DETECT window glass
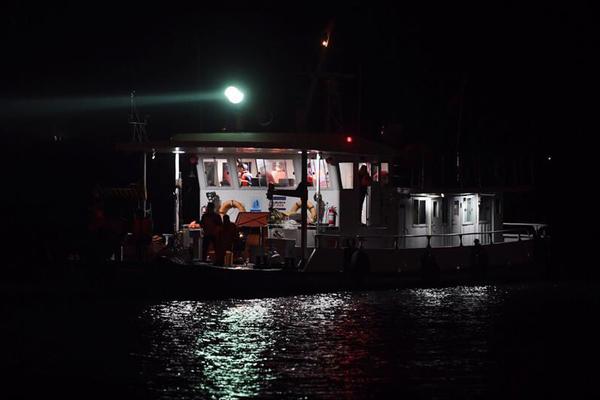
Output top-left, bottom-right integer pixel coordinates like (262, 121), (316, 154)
(203, 158), (232, 187)
(433, 201), (438, 218)
(339, 163), (353, 189)
(381, 163), (389, 185)
(256, 159), (295, 187)
(453, 200), (460, 216)
(412, 199), (426, 225)
(236, 158), (258, 187)
(419, 200), (426, 224)
(307, 159), (331, 188)
(371, 163), (388, 183)
(464, 197), (474, 223)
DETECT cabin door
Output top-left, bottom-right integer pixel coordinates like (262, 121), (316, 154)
(450, 198), (461, 247)
(411, 198), (429, 248)
(461, 196), (476, 246)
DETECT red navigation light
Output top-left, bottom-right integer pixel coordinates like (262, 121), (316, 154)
(346, 136), (353, 143)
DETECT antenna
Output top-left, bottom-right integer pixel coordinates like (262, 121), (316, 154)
(129, 90), (148, 142)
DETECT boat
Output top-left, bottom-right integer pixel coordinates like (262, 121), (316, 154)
(100, 131), (551, 298)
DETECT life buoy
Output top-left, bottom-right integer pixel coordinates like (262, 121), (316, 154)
(219, 200), (247, 215)
(285, 200), (318, 221)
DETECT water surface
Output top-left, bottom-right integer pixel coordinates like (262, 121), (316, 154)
(4, 281), (599, 398)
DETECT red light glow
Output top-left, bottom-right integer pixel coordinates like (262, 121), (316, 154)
(346, 136), (353, 143)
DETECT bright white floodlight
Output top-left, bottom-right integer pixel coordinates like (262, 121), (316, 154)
(224, 86), (244, 104)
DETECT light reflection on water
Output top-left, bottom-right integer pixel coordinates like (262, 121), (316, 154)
(136, 286), (506, 399)
(9, 281), (600, 398)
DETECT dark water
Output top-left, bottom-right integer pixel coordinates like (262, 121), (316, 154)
(4, 280), (600, 399)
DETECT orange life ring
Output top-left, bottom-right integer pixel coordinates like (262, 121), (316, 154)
(285, 200), (318, 221)
(219, 199), (247, 215)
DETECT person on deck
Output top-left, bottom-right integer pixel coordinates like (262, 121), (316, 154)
(238, 163), (254, 186)
(469, 238), (488, 278)
(200, 202), (222, 262)
(214, 214), (238, 266)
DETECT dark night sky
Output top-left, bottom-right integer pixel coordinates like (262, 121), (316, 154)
(2, 2), (593, 151)
(1, 1), (594, 211)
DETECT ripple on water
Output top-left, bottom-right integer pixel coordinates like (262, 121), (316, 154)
(134, 285), (511, 399)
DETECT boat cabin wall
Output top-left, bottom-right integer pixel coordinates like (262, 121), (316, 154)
(398, 193), (501, 248)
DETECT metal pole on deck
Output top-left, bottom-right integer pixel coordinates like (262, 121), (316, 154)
(143, 152), (147, 215)
(301, 149), (308, 266)
(174, 152), (180, 233)
(316, 151), (321, 231)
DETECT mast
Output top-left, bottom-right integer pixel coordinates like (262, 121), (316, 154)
(129, 90), (149, 214)
(302, 19), (335, 131)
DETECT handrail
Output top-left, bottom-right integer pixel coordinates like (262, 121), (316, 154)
(314, 228), (537, 249)
(503, 222), (548, 227)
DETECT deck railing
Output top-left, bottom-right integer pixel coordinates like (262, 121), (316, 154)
(314, 225), (547, 250)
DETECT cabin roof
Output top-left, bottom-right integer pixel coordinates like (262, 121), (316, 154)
(117, 132), (398, 160)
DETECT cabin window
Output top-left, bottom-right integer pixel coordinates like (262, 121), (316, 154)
(234, 158), (296, 188)
(339, 163), (353, 189)
(256, 159), (295, 187)
(236, 158), (259, 187)
(381, 163), (389, 185)
(433, 201), (438, 218)
(453, 200), (460, 216)
(307, 159), (331, 188)
(370, 163), (389, 184)
(203, 158), (232, 187)
(371, 164), (379, 182)
(412, 199), (426, 225)
(464, 197), (474, 224)
(479, 196), (492, 222)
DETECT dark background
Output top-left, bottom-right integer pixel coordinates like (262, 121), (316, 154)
(2, 2), (593, 266)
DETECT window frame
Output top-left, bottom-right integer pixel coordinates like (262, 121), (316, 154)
(412, 198), (427, 226)
(202, 157), (234, 189)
